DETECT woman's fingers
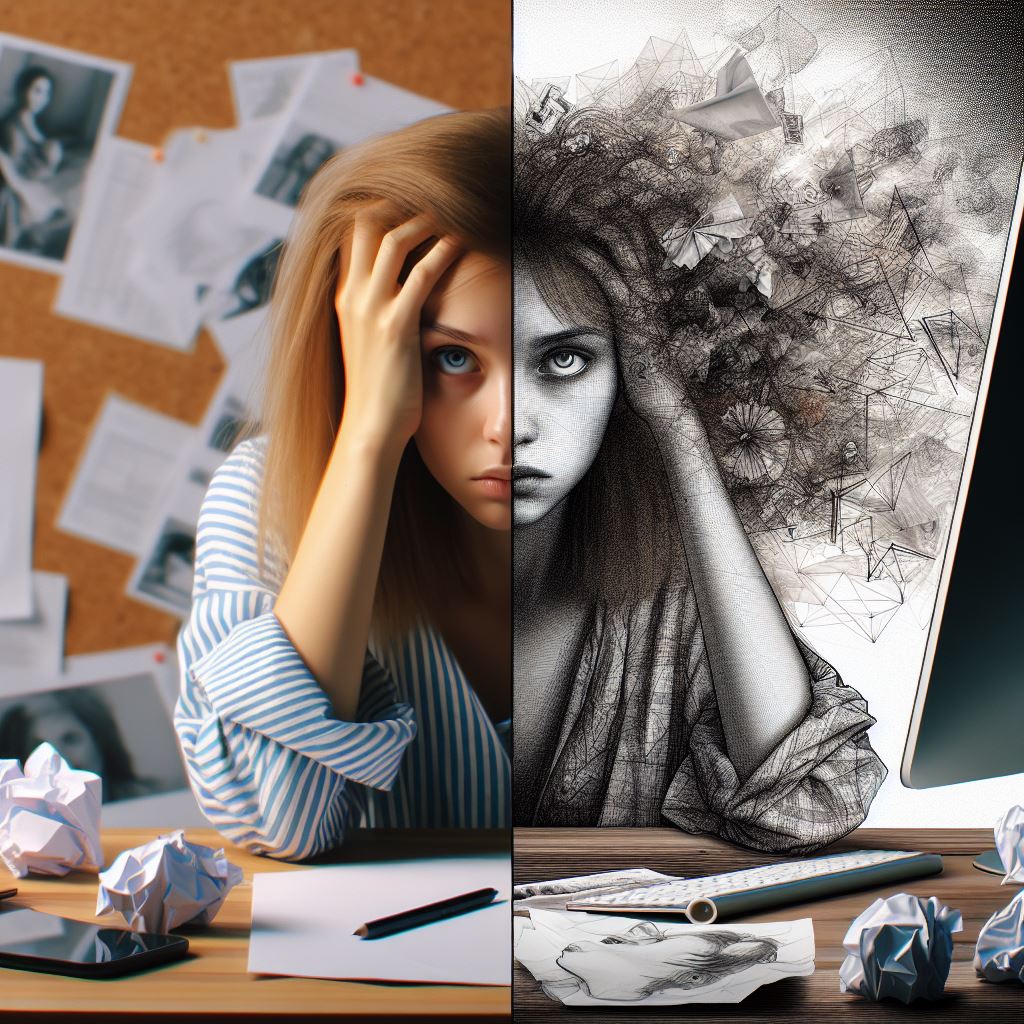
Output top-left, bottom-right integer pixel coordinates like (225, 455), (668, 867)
(370, 214), (438, 294)
(392, 235), (464, 318)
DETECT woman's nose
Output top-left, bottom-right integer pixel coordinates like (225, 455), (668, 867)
(513, 368), (538, 445)
(483, 367), (511, 449)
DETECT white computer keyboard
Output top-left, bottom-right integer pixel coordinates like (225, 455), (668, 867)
(566, 849), (943, 924)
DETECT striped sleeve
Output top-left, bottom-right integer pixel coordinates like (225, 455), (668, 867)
(173, 437), (417, 861)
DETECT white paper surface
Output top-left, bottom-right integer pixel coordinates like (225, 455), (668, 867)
(54, 137), (197, 350)
(124, 121), (281, 336)
(0, 572), (68, 683)
(0, 358), (43, 621)
(246, 53), (450, 234)
(249, 854), (511, 984)
(57, 392), (195, 557)
(229, 50), (355, 123)
(516, 909), (815, 1005)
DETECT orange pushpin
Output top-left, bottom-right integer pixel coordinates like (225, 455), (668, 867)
(151, 146), (165, 162)
(351, 72), (365, 86)
(193, 129), (208, 143)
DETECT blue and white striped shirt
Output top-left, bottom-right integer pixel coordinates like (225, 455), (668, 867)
(173, 436), (510, 860)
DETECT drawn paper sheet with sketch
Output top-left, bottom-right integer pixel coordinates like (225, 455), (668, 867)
(512, 0), (1024, 839)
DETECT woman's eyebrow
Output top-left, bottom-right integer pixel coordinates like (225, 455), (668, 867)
(533, 327), (610, 348)
(422, 321), (478, 343)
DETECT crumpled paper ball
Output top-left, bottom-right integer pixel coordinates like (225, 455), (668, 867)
(0, 741), (102, 877)
(839, 893), (962, 1003)
(974, 888), (1024, 984)
(96, 829), (243, 933)
(993, 804), (1024, 884)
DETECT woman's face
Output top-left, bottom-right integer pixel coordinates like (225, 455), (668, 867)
(555, 933), (722, 1001)
(415, 251), (512, 532)
(25, 75), (52, 115)
(23, 697), (104, 777)
(513, 266), (618, 527)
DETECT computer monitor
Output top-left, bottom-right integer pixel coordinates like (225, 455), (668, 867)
(902, 190), (1024, 874)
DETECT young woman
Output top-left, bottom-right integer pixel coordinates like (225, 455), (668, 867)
(0, 66), (66, 248)
(513, 103), (886, 852)
(174, 109), (511, 860)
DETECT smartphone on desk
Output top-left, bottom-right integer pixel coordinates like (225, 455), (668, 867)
(0, 907), (189, 978)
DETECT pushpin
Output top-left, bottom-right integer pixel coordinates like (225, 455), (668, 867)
(153, 651), (166, 663)
(193, 129), (208, 143)
(151, 147), (165, 163)
(351, 72), (365, 87)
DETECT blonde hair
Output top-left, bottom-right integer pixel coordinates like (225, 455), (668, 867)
(232, 107), (510, 644)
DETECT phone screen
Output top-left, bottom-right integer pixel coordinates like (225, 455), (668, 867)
(0, 907), (186, 969)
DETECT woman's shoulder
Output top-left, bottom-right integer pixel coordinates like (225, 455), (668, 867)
(200, 434), (270, 535)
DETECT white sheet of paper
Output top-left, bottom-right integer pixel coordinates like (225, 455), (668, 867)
(125, 473), (205, 620)
(245, 54), (451, 234)
(229, 50), (355, 122)
(54, 138), (197, 350)
(0, 358), (43, 621)
(0, 572), (68, 683)
(57, 393), (195, 557)
(0, 642), (203, 827)
(249, 854), (511, 984)
(207, 306), (269, 364)
(123, 121), (281, 336)
(516, 909), (815, 1006)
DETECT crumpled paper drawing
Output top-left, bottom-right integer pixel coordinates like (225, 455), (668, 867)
(993, 804), (1024, 884)
(515, 908), (814, 1006)
(0, 741), (102, 878)
(839, 893), (962, 1003)
(661, 194), (754, 270)
(97, 829), (243, 933)
(974, 888), (1024, 984)
(668, 50), (779, 142)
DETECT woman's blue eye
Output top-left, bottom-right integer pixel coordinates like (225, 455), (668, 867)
(541, 349), (590, 377)
(434, 347), (477, 375)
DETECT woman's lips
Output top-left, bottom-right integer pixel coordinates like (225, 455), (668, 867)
(512, 465), (550, 496)
(472, 475), (512, 500)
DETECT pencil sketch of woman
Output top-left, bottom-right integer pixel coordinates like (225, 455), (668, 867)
(555, 921), (779, 1001)
(513, 100), (887, 852)
(0, 65), (69, 253)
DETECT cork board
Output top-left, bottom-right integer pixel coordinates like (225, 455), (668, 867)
(0, 0), (510, 657)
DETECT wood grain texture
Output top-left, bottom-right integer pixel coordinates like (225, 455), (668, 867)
(0, 0), (510, 659)
(0, 827), (511, 1020)
(513, 827), (1024, 1023)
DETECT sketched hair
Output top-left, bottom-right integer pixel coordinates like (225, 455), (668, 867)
(640, 930), (779, 997)
(514, 100), (714, 603)
(230, 108), (510, 645)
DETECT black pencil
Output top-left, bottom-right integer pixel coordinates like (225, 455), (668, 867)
(353, 887), (499, 939)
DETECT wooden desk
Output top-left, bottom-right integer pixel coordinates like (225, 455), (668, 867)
(0, 828), (511, 1022)
(514, 827), (1023, 1023)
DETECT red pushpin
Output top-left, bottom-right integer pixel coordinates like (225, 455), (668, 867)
(153, 651), (166, 663)
(151, 147), (165, 163)
(351, 72), (365, 87)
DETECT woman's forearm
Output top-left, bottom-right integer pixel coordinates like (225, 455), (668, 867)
(273, 426), (404, 722)
(657, 429), (812, 781)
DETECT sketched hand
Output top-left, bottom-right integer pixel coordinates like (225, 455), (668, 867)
(575, 244), (712, 459)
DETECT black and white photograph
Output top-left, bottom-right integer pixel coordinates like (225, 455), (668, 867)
(254, 126), (337, 207)
(0, 34), (130, 271)
(0, 673), (187, 805)
(133, 515), (196, 617)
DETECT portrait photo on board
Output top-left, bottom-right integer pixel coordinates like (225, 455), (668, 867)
(0, 673), (188, 805)
(0, 34), (130, 271)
